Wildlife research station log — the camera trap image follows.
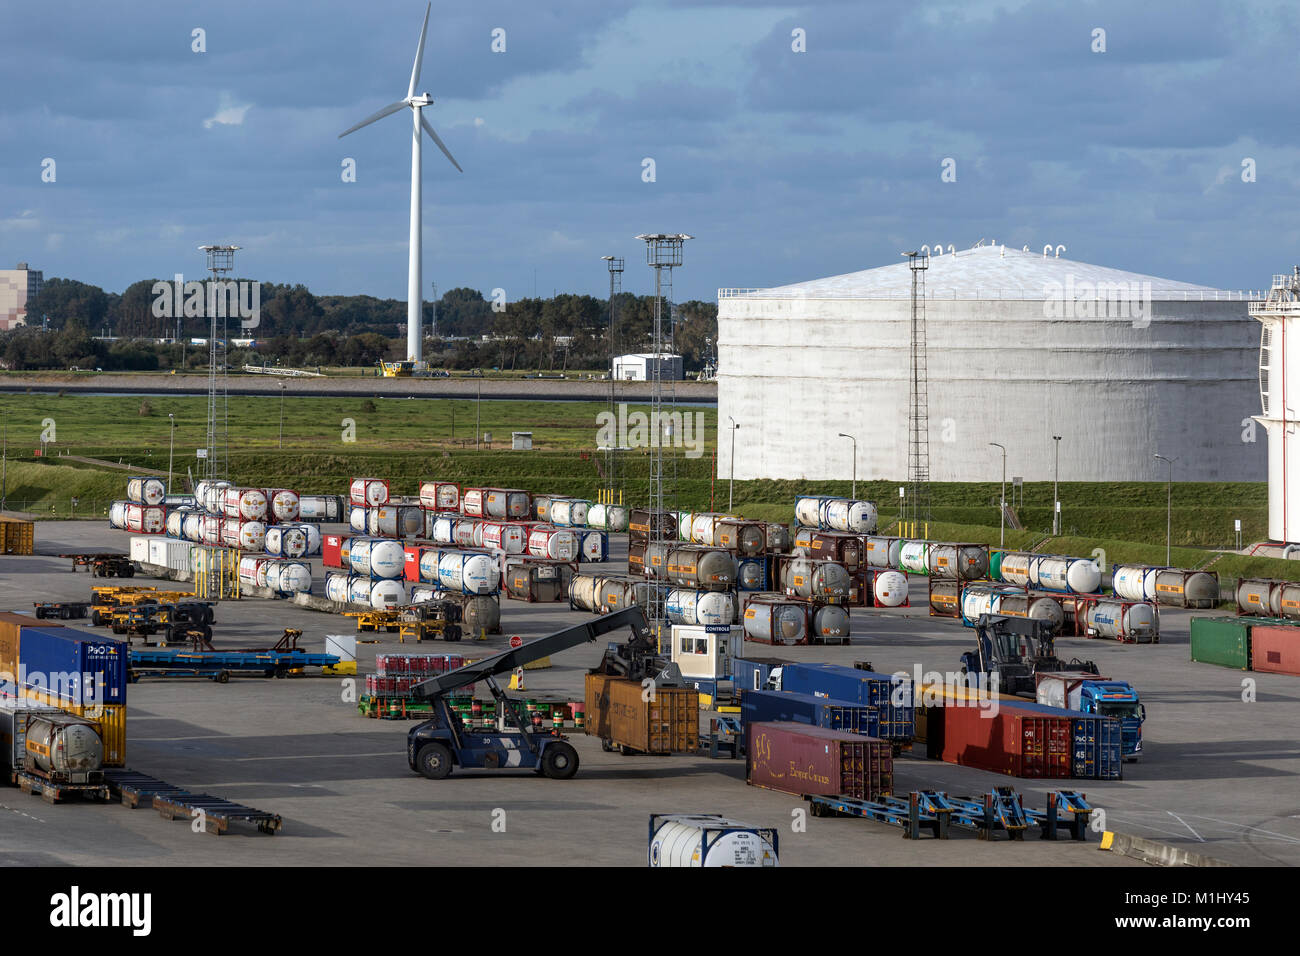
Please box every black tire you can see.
[216,671,230,684]
[600,738,615,753]
[34,608,47,619]
[445,626,461,643]
[540,741,579,779]
[415,742,454,780]
[124,565,135,578]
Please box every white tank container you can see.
[298,495,343,522]
[24,714,104,778]
[1084,599,1158,640]
[1235,579,1282,617]
[528,526,578,561]
[665,588,735,626]
[780,558,849,600]
[349,505,369,534]
[482,522,528,555]
[264,560,312,594]
[348,537,405,580]
[266,488,301,522]
[265,526,309,558]
[1112,564,1161,602]
[369,504,423,539]
[325,570,353,604]
[648,815,779,868]
[547,498,581,528]
[717,520,766,556]
[998,593,1066,629]
[599,577,653,612]
[126,476,166,506]
[793,496,825,529]
[429,514,457,545]
[224,487,268,521]
[199,515,223,545]
[124,503,165,534]
[960,584,1006,623]
[165,509,186,538]
[239,555,268,588]
[461,488,486,518]
[181,513,203,542]
[437,551,499,594]
[873,570,909,607]
[367,578,406,609]
[1037,556,1101,594]
[568,574,603,612]
[822,499,878,534]
[586,503,628,532]
[420,481,460,511]
[484,489,530,519]
[129,535,151,563]
[691,513,736,546]
[578,530,607,562]
[898,541,930,575]
[221,518,266,552]
[452,519,479,548]
[350,478,389,507]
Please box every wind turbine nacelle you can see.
[409,93,433,107]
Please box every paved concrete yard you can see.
[1,521,1296,867]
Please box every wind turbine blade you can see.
[407,2,431,99]
[338,100,407,138]
[421,115,463,172]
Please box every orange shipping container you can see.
[0,612,60,692]
[584,674,698,754]
[1250,625,1300,677]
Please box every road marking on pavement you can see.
[1167,812,1205,842]
[1,803,47,824]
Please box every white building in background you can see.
[0,262,43,330]
[717,244,1266,484]
[612,352,683,382]
[1251,270,1300,543]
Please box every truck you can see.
[1035,672,1145,761]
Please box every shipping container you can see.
[666,546,736,591]
[0,517,35,555]
[16,692,127,767]
[774,662,914,741]
[1189,616,1267,670]
[11,627,128,707]
[629,508,677,543]
[997,700,1122,780]
[503,558,575,603]
[577,529,609,563]
[0,700,65,771]
[935,704,1072,778]
[584,674,698,754]
[0,612,50,691]
[716,519,767,557]
[733,657,793,693]
[1249,624,1300,676]
[350,477,390,507]
[741,595,809,645]
[746,722,892,799]
[741,689,889,739]
[735,555,770,592]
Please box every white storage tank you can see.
[528,526,579,562]
[437,550,499,595]
[420,481,460,512]
[665,588,735,626]
[265,488,301,522]
[648,814,779,867]
[350,478,389,507]
[872,570,909,607]
[126,476,166,506]
[586,503,628,532]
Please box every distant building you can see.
[612,353,684,382]
[0,262,43,330]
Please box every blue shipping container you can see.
[579,530,609,563]
[998,700,1121,780]
[13,627,128,706]
[733,657,792,694]
[736,556,770,592]
[777,662,915,741]
[740,689,884,738]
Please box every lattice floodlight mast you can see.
[636,233,691,629]
[601,256,624,497]
[199,244,239,480]
[904,251,931,524]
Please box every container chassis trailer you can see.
[805,787,1093,841]
[8,767,111,805]
[103,769,281,835]
[60,552,136,577]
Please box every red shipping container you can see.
[1251,625,1300,676]
[746,722,892,800]
[937,704,1071,778]
[323,534,345,569]
[403,544,423,583]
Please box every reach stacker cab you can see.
[407,607,653,780]
[961,614,1098,698]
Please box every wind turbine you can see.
[339,2,462,366]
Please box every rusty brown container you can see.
[629,509,677,543]
[0,612,57,689]
[584,674,699,754]
[716,519,767,557]
[746,722,893,800]
[1250,625,1300,676]
[805,531,864,572]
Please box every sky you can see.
[2,0,1299,304]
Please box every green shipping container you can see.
[989,551,1004,582]
[1189,616,1300,670]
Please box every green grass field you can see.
[1,392,1295,582]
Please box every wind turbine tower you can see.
[339,2,462,366]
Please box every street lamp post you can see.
[837,433,857,498]
[728,417,740,511]
[167,414,176,495]
[1052,435,1062,536]
[1154,454,1177,565]
[278,384,287,450]
[989,442,1007,547]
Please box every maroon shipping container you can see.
[937,704,1072,778]
[800,530,864,572]
[1251,625,1300,676]
[746,722,892,800]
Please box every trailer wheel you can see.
[124,565,135,578]
[541,741,579,780]
[416,742,454,780]
[600,738,615,753]
[216,671,230,684]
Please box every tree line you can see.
[2,278,717,372]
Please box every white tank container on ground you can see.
[348,537,406,580]
[1112,565,1163,602]
[265,526,309,558]
[1084,599,1158,640]
[437,551,499,595]
[586,503,628,532]
[350,478,389,507]
[599,577,654,612]
[265,488,301,522]
[873,570,909,607]
[420,481,460,512]
[648,814,778,868]
[528,526,578,561]
[665,588,735,626]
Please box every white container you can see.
[451,519,479,548]
[649,814,779,868]
[484,489,530,519]
[461,488,486,518]
[1112,564,1162,602]
[224,487,268,521]
[200,515,223,545]
[325,570,354,604]
[266,488,301,522]
[793,496,824,529]
[780,558,848,600]
[348,537,406,580]
[420,481,460,512]
[350,478,389,507]
[348,505,369,534]
[239,555,269,589]
[369,504,423,539]
[548,498,592,528]
[527,526,578,562]
[221,518,266,552]
[127,476,166,506]
[124,503,165,534]
[873,570,909,607]
[568,574,604,612]
[265,526,308,558]
[1084,600,1158,641]
[898,541,930,575]
[436,551,499,595]
[428,514,457,545]
[266,560,312,594]
[481,522,529,555]
[586,503,628,532]
[742,598,808,644]
[129,536,151,563]
[1036,556,1101,594]
[298,495,343,522]
[811,604,850,640]
[665,588,735,626]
